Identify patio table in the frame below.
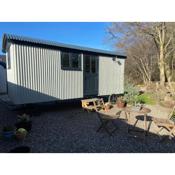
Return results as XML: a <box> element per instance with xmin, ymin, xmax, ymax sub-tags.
<box><xmin>122</xmin><ymin>106</ymin><xmax>151</xmax><ymax>136</ymax></box>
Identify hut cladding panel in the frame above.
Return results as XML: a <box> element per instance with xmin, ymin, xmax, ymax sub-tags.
<box><xmin>7</xmin><ymin>44</ymin><xmax>84</xmax><ymax>104</ymax></box>
<box><xmin>99</xmin><ymin>56</ymin><xmax>125</xmax><ymax>96</ymax></box>
<box><xmin>2</xmin><ymin>34</ymin><xmax>126</xmax><ymax>105</ymax></box>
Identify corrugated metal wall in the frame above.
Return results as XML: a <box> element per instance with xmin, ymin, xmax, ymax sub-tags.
<box><xmin>8</xmin><ymin>43</ymin><xmax>83</xmax><ymax>104</ymax></box>
<box><xmin>98</xmin><ymin>56</ymin><xmax>125</xmax><ymax>95</ymax></box>
<box><xmin>6</xmin><ymin>43</ymin><xmax>125</xmax><ymax>104</ymax></box>
<box><xmin>6</xmin><ymin>44</ymin><xmax>18</xmax><ymax>102</ymax></box>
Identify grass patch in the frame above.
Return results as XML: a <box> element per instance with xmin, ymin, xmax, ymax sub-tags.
<box><xmin>136</xmin><ymin>93</ymin><xmax>156</xmax><ymax>105</ymax></box>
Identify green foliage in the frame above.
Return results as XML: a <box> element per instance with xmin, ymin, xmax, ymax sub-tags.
<box><xmin>17</xmin><ymin>113</ymin><xmax>30</xmax><ymax>122</ymax></box>
<box><xmin>124</xmin><ymin>81</ymin><xmax>156</xmax><ymax>105</ymax></box>
<box><xmin>136</xmin><ymin>93</ymin><xmax>156</xmax><ymax>105</ymax></box>
<box><xmin>124</xmin><ymin>81</ymin><xmax>139</xmax><ymax>105</ymax></box>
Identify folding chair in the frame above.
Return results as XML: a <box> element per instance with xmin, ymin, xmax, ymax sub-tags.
<box><xmin>96</xmin><ymin>112</ymin><xmax>119</xmax><ymax>136</ymax></box>
<box><xmin>95</xmin><ymin>98</ymin><xmax>121</xmax><ymax>136</ymax></box>
<box><xmin>152</xmin><ymin>106</ymin><xmax>175</xmax><ymax>139</ymax></box>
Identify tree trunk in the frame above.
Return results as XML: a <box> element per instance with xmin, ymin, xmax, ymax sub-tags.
<box><xmin>159</xmin><ymin>45</ymin><xmax>166</xmax><ymax>86</ymax></box>
<box><xmin>165</xmin><ymin>62</ymin><xmax>173</xmax><ymax>91</ymax></box>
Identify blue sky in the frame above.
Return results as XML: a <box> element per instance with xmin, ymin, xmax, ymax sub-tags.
<box><xmin>0</xmin><ymin>22</ymin><xmax>116</xmax><ymax>55</ymax></box>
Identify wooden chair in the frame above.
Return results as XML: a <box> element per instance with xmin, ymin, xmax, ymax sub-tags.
<box><xmin>95</xmin><ymin>98</ymin><xmax>121</xmax><ymax>136</ymax></box>
<box><xmin>81</xmin><ymin>98</ymin><xmax>121</xmax><ymax>136</ymax></box>
<box><xmin>152</xmin><ymin>106</ymin><xmax>175</xmax><ymax>139</ymax></box>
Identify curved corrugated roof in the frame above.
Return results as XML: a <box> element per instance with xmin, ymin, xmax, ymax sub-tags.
<box><xmin>2</xmin><ymin>33</ymin><xmax>126</xmax><ymax>58</ymax></box>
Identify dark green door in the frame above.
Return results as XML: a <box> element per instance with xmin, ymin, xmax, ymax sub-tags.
<box><xmin>84</xmin><ymin>55</ymin><xmax>98</xmax><ymax>96</ymax></box>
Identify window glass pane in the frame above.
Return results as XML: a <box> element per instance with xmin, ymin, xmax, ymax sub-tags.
<box><xmin>61</xmin><ymin>52</ymin><xmax>70</xmax><ymax>68</ymax></box>
<box><xmin>71</xmin><ymin>53</ymin><xmax>79</xmax><ymax>69</ymax></box>
<box><xmin>85</xmin><ymin>55</ymin><xmax>90</xmax><ymax>73</ymax></box>
<box><xmin>91</xmin><ymin>56</ymin><xmax>96</xmax><ymax>73</ymax></box>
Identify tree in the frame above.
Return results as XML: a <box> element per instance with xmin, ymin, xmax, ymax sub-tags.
<box><xmin>126</xmin><ymin>39</ymin><xmax>158</xmax><ymax>84</ymax></box>
<box><xmin>108</xmin><ymin>22</ymin><xmax>175</xmax><ymax>87</ymax></box>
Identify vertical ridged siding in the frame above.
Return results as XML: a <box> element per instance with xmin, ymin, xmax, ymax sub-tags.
<box><xmin>6</xmin><ymin>44</ymin><xmax>18</xmax><ymax>102</ymax></box>
<box><xmin>7</xmin><ymin>43</ymin><xmax>125</xmax><ymax>104</ymax></box>
<box><xmin>98</xmin><ymin>56</ymin><xmax>125</xmax><ymax>95</ymax></box>
<box><xmin>9</xmin><ymin>43</ymin><xmax>83</xmax><ymax>104</ymax></box>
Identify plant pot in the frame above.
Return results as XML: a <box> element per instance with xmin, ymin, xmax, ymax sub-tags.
<box><xmin>15</xmin><ymin>121</ymin><xmax>32</xmax><ymax>132</ymax></box>
<box><xmin>3</xmin><ymin>131</ymin><xmax>14</xmax><ymax>140</ymax></box>
<box><xmin>15</xmin><ymin>128</ymin><xmax>27</xmax><ymax>140</ymax></box>
<box><xmin>116</xmin><ymin>101</ymin><xmax>126</xmax><ymax>108</ymax></box>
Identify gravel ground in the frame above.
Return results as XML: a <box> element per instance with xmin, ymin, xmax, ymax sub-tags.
<box><xmin>0</xmin><ymin>98</ymin><xmax>175</xmax><ymax>153</ymax></box>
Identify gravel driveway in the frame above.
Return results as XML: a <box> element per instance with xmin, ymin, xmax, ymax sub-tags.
<box><xmin>0</xmin><ymin>99</ymin><xmax>175</xmax><ymax>153</ymax></box>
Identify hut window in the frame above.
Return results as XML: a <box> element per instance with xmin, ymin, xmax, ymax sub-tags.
<box><xmin>61</xmin><ymin>52</ymin><xmax>70</xmax><ymax>68</ymax></box>
<box><xmin>7</xmin><ymin>51</ymin><xmax>11</xmax><ymax>69</ymax></box>
<box><xmin>71</xmin><ymin>53</ymin><xmax>81</xmax><ymax>69</ymax></box>
<box><xmin>84</xmin><ymin>55</ymin><xmax>97</xmax><ymax>73</ymax></box>
<box><xmin>61</xmin><ymin>51</ymin><xmax>81</xmax><ymax>70</ymax></box>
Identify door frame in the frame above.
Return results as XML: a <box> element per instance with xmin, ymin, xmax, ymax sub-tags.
<box><xmin>83</xmin><ymin>54</ymin><xmax>99</xmax><ymax>97</ymax></box>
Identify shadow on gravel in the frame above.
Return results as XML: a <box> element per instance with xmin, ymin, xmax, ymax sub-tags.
<box><xmin>0</xmin><ymin>100</ymin><xmax>175</xmax><ymax>153</ymax></box>
<box><xmin>13</xmin><ymin>100</ymin><xmax>82</xmax><ymax>116</ymax></box>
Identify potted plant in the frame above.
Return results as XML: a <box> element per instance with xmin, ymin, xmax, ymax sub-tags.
<box><xmin>116</xmin><ymin>96</ymin><xmax>126</xmax><ymax>108</ymax></box>
<box><xmin>15</xmin><ymin>113</ymin><xmax>32</xmax><ymax>132</ymax></box>
<box><xmin>15</xmin><ymin>128</ymin><xmax>28</xmax><ymax>140</ymax></box>
<box><xmin>2</xmin><ymin>126</ymin><xmax>15</xmax><ymax>139</ymax></box>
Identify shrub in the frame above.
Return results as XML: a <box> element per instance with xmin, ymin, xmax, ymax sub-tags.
<box><xmin>136</xmin><ymin>93</ymin><xmax>156</xmax><ymax>105</ymax></box>
<box><xmin>17</xmin><ymin>113</ymin><xmax>30</xmax><ymax>122</ymax></box>
<box><xmin>124</xmin><ymin>81</ymin><xmax>139</xmax><ymax>105</ymax></box>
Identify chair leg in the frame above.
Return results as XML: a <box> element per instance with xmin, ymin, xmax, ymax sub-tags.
<box><xmin>103</xmin><ymin>125</ymin><xmax>113</xmax><ymax>136</ymax></box>
<box><xmin>111</xmin><ymin>120</ymin><xmax>118</xmax><ymax>128</ymax></box>
<box><xmin>96</xmin><ymin>123</ymin><xmax>103</xmax><ymax>132</ymax></box>
<box><xmin>96</xmin><ymin>120</ymin><xmax>108</xmax><ymax>132</ymax></box>
<box><xmin>115</xmin><ymin>111</ymin><xmax>122</xmax><ymax>119</ymax></box>
<box><xmin>157</xmin><ymin>127</ymin><xmax>164</xmax><ymax>135</ymax></box>
<box><xmin>97</xmin><ymin>120</ymin><xmax>116</xmax><ymax>136</ymax></box>
<box><xmin>133</xmin><ymin>119</ymin><xmax>139</xmax><ymax>128</ymax></box>
<box><xmin>168</xmin><ymin>127</ymin><xmax>175</xmax><ymax>139</ymax></box>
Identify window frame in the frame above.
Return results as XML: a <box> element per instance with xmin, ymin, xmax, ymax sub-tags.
<box><xmin>61</xmin><ymin>51</ymin><xmax>82</xmax><ymax>71</ymax></box>
<box><xmin>84</xmin><ymin>54</ymin><xmax>98</xmax><ymax>74</ymax></box>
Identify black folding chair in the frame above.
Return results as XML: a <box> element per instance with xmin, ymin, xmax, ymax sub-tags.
<box><xmin>96</xmin><ymin>110</ymin><xmax>121</xmax><ymax>136</ymax></box>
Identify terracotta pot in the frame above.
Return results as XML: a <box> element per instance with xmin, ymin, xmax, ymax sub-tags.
<box><xmin>3</xmin><ymin>131</ymin><xmax>14</xmax><ymax>139</ymax></box>
<box><xmin>117</xmin><ymin>101</ymin><xmax>126</xmax><ymax>108</ymax></box>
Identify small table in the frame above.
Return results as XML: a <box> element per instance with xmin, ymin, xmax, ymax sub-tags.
<box><xmin>123</xmin><ymin>106</ymin><xmax>151</xmax><ymax>135</ymax></box>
